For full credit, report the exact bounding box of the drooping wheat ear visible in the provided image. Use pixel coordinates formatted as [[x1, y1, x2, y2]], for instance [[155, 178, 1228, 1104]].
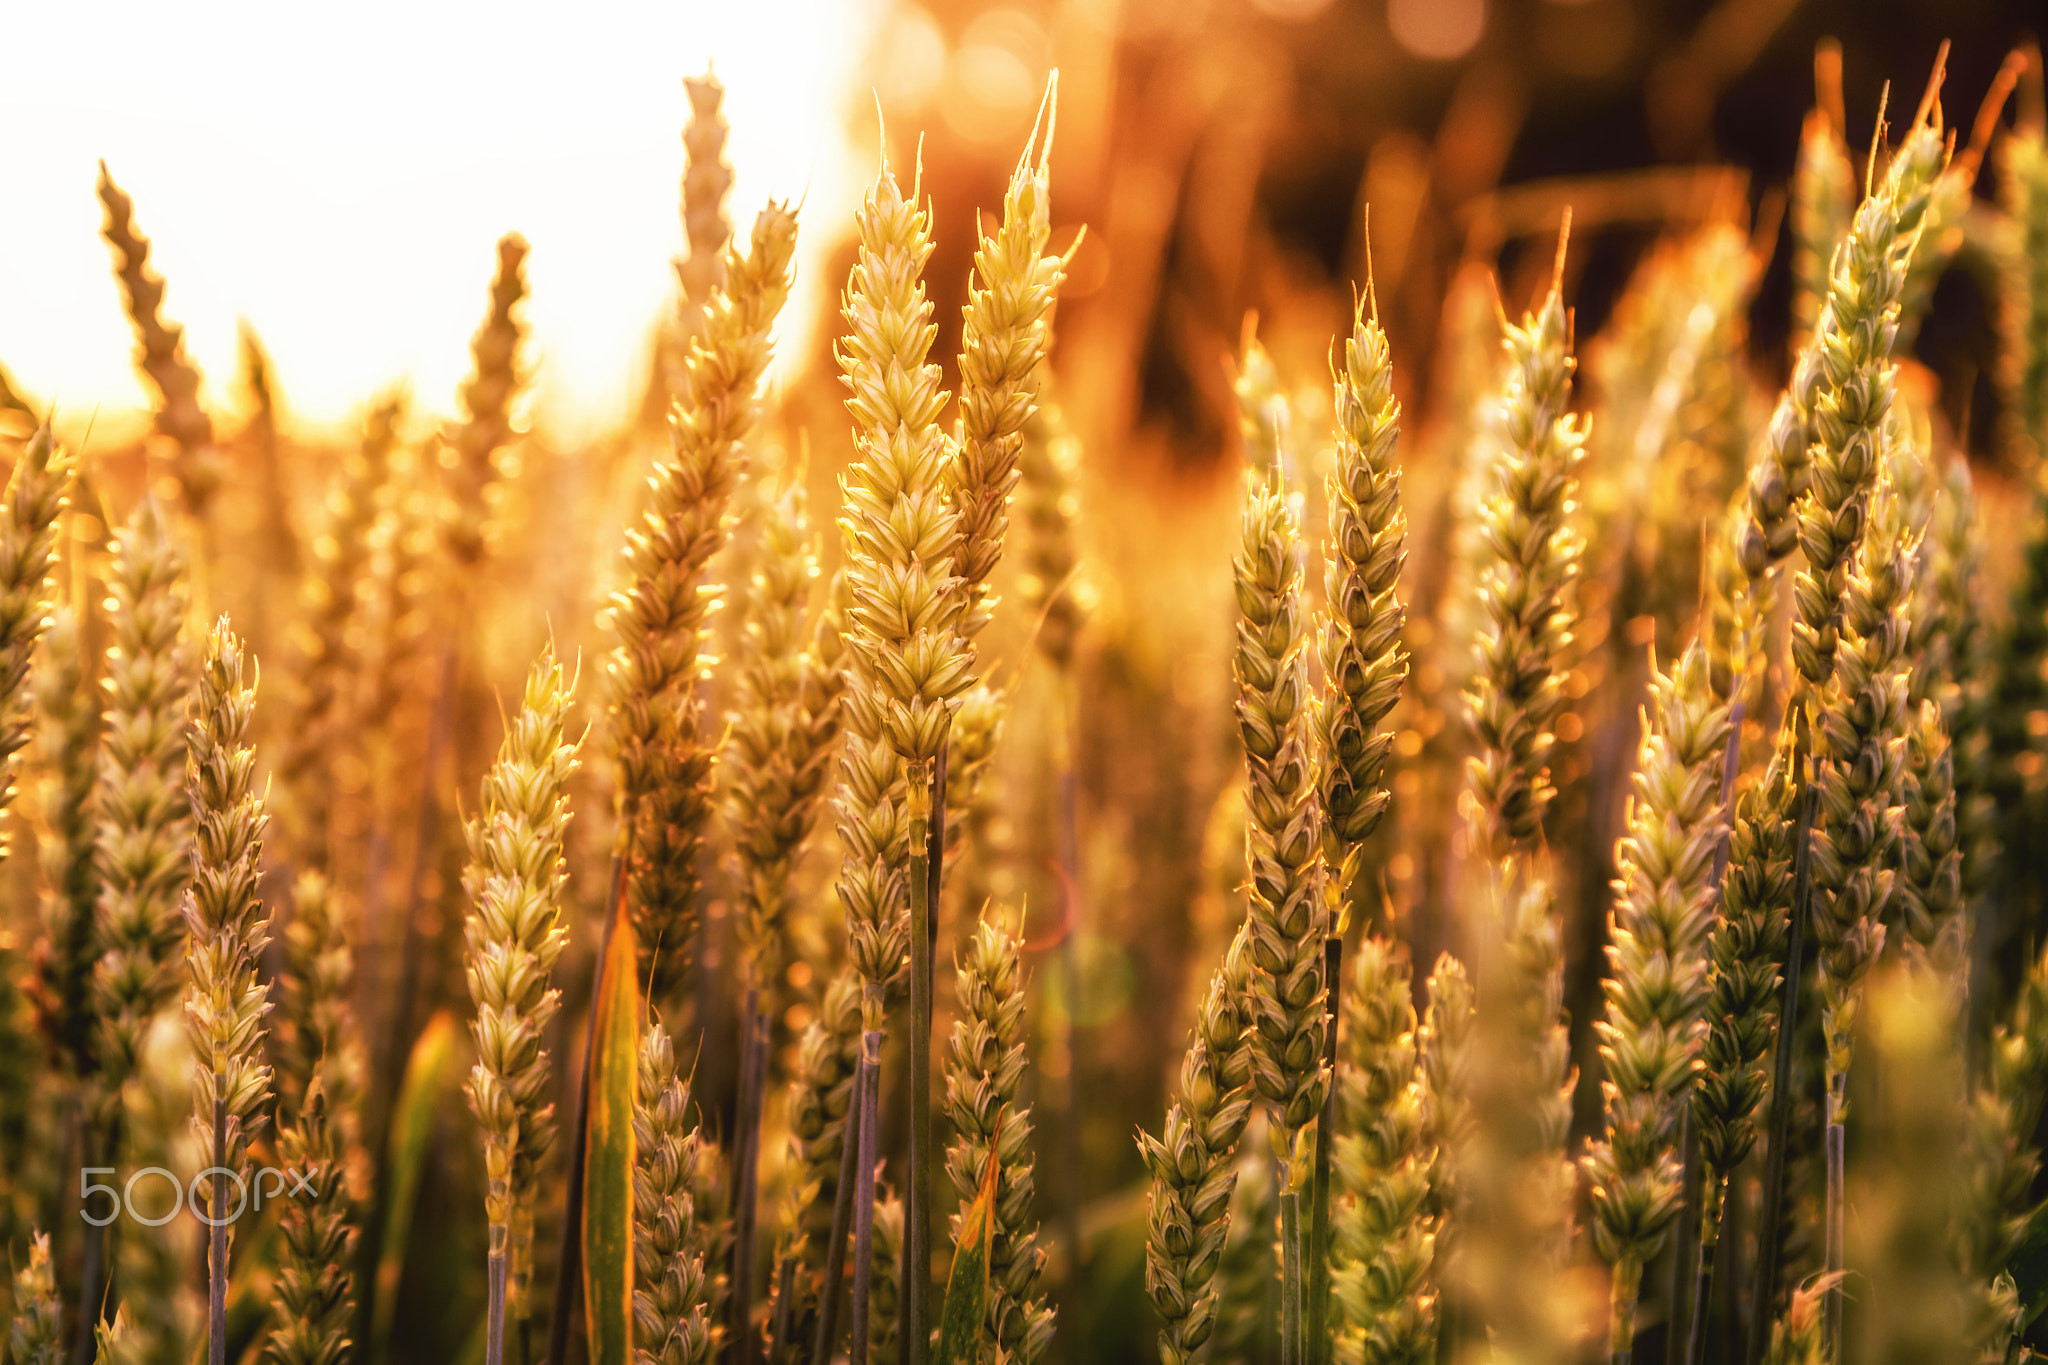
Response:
[[440, 234, 528, 570], [1583, 641, 1731, 1353], [1018, 400, 1087, 671], [1328, 938, 1437, 1365], [728, 476, 843, 993], [1810, 465, 1916, 1128], [8, 1231, 62, 1365], [1461, 870, 1578, 1365], [29, 603, 102, 1076], [1466, 260, 1587, 859], [785, 969, 862, 1305], [274, 870, 363, 1130], [93, 501, 194, 1094], [833, 159, 956, 1015], [1792, 70, 1855, 350], [1139, 926, 1255, 1365], [462, 650, 579, 1319], [1319, 296, 1409, 906], [0, 426, 74, 858], [943, 909, 1054, 1360], [1786, 109, 1949, 698], [678, 72, 735, 334], [1232, 416, 1329, 1147], [1998, 119, 2048, 467], [949, 105, 1066, 642], [280, 396, 400, 868], [867, 1188, 905, 1363], [612, 200, 798, 1005], [183, 617, 276, 1187], [96, 163, 222, 513], [1694, 750, 1793, 1238], [1896, 699, 1963, 950], [634, 1020, 721, 1365], [264, 1073, 358, 1365], [1961, 938, 2048, 1354]]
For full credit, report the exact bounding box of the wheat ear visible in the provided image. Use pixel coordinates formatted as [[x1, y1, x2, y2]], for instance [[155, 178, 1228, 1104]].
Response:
[[29, 602, 102, 1077], [0, 424, 74, 862], [8, 1231, 63, 1365], [1791, 54, 1855, 353], [1961, 939, 2048, 1357], [678, 72, 736, 338], [462, 649, 579, 1345], [440, 235, 528, 571], [634, 1020, 721, 1365], [2000, 113, 2048, 467]]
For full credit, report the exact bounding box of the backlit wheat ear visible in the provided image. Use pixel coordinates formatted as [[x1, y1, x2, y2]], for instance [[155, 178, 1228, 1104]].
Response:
[[1465, 254, 1586, 861], [678, 71, 736, 337], [634, 1020, 722, 1365], [29, 602, 102, 1078], [440, 235, 529, 571], [1999, 116, 2048, 468], [1962, 937, 2048, 1357], [1139, 927, 1255, 1365], [1417, 954, 1472, 1290], [1913, 459, 1999, 903], [949, 102, 1066, 642], [274, 870, 364, 1130], [7, 1230, 63, 1365], [1896, 699, 1962, 951], [96, 163, 223, 513], [610, 199, 798, 1004], [1792, 60, 1855, 352], [943, 909, 1053, 1360], [93, 501, 194, 1098], [1329, 939, 1438, 1365], [783, 969, 863, 1332], [1018, 400, 1088, 672], [1583, 642, 1731, 1358], [0, 424, 75, 865], [461, 650, 579, 1330]]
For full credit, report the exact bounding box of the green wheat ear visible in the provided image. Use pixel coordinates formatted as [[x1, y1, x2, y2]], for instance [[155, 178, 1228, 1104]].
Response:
[[0, 423, 75, 865], [633, 1019, 721, 1365]]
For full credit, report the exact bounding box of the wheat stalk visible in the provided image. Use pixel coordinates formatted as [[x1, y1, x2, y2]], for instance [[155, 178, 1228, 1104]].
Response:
[[0, 424, 74, 864], [634, 1020, 721, 1365], [1139, 926, 1255, 1365], [942, 908, 1053, 1360], [462, 649, 579, 1349], [1328, 938, 1437, 1365], [1583, 642, 1731, 1361], [96, 164, 223, 513]]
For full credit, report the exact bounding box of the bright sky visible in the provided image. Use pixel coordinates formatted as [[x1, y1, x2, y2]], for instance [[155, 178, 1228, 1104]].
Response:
[[0, 0, 883, 443]]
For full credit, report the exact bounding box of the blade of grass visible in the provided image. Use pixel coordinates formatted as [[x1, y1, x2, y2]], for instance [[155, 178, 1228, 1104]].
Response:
[[369, 1009, 459, 1365], [934, 1142, 998, 1365], [584, 889, 640, 1365]]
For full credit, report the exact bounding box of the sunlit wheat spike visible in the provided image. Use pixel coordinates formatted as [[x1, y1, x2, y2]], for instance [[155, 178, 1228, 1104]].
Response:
[[1792, 61, 1856, 353], [96, 162, 224, 512], [1694, 750, 1793, 1230], [1785, 106, 1949, 697], [727, 474, 843, 993], [1319, 294, 1410, 899], [1896, 699, 1963, 950], [462, 649, 579, 1320], [610, 198, 798, 1005], [832, 155, 957, 1010], [279, 395, 401, 870], [1017, 399, 1088, 672], [263, 1074, 358, 1365], [182, 617, 276, 1187], [634, 1020, 721, 1365], [7, 1230, 64, 1365], [1810, 457, 1916, 1129], [1230, 346, 1328, 1144], [274, 870, 364, 1130], [1582, 641, 1731, 1351], [1139, 926, 1255, 1365], [2001, 117, 2048, 468], [1329, 938, 1437, 1365], [949, 103, 1066, 642], [0, 425, 74, 863], [1416, 954, 1472, 1287], [783, 969, 862, 1320], [93, 500, 194, 1096], [440, 234, 529, 570], [1460, 870, 1579, 1365], [1701, 494, 1773, 710], [678, 70, 736, 329], [939, 680, 1006, 872], [1464, 255, 1586, 860], [943, 909, 1053, 1360], [29, 602, 103, 1077]]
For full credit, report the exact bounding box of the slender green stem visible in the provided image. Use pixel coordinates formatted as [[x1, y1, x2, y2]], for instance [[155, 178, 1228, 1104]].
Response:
[[1610, 1256, 1641, 1365], [1824, 1120, 1845, 1357], [1280, 1188, 1303, 1365], [850, 1027, 883, 1365], [487, 1253, 508, 1365], [812, 1041, 868, 1365], [1687, 1175, 1726, 1365]]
